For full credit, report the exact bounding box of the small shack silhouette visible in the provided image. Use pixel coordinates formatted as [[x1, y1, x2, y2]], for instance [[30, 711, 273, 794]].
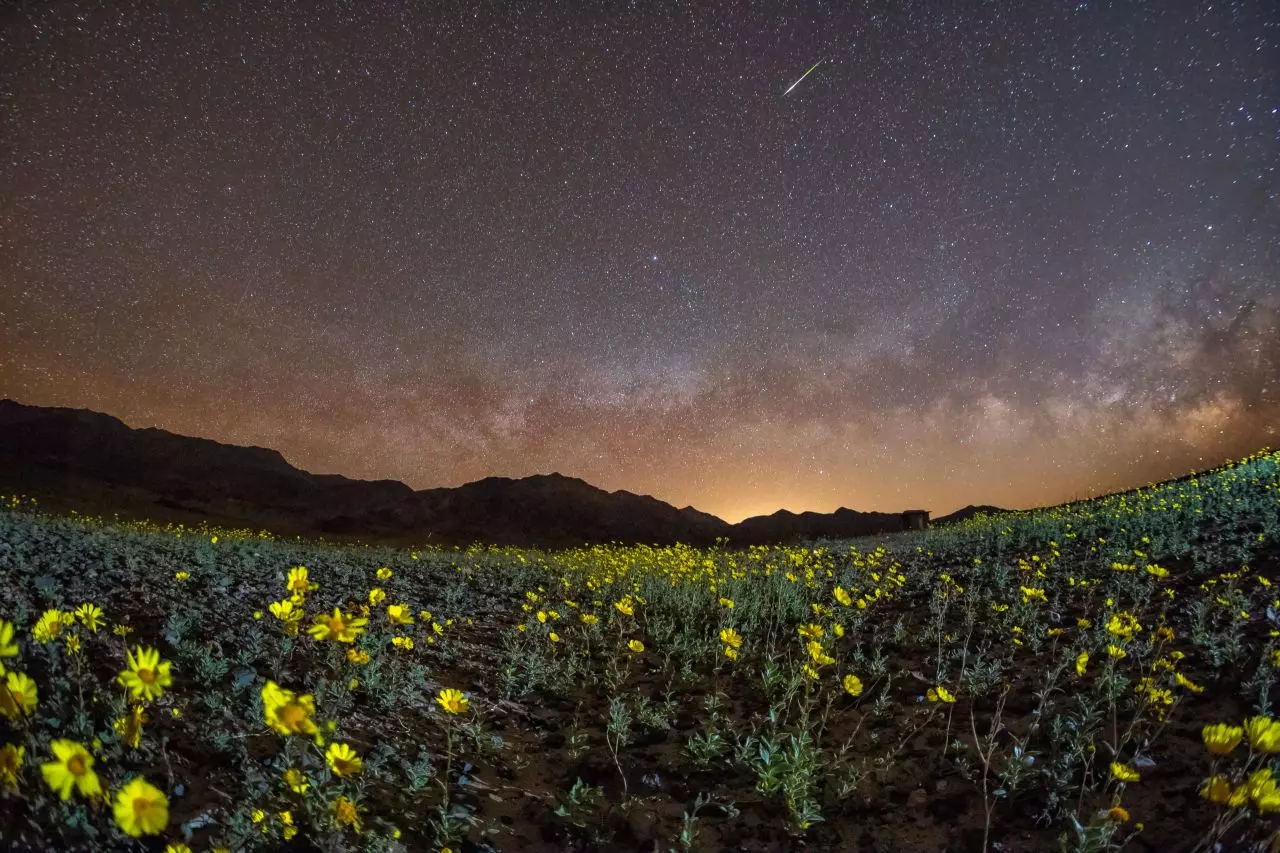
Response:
[[901, 509, 929, 531]]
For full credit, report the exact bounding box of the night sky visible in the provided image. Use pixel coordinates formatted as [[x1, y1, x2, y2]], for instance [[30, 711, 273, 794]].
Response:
[[2, 2, 1277, 523]]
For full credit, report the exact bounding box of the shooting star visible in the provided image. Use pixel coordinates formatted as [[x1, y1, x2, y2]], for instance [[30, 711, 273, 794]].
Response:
[[783, 59, 825, 95]]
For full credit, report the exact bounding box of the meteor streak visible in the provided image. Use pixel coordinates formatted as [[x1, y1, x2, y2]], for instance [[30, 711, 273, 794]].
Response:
[[783, 59, 825, 95]]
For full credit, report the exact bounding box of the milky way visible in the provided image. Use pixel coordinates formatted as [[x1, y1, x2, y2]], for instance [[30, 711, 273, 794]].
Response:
[[2, 1, 1277, 522]]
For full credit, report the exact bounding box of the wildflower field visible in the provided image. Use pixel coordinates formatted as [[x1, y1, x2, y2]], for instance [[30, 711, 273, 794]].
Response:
[[2, 451, 1280, 852]]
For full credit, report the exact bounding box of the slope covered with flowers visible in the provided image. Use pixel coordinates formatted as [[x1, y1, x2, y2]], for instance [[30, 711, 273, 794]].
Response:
[[1, 450, 1279, 851]]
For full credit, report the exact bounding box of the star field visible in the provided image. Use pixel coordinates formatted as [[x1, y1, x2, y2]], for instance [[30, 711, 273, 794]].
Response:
[[1, 1, 1277, 522]]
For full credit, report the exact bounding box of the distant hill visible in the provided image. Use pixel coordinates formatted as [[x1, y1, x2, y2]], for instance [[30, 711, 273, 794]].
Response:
[[732, 507, 907, 543], [0, 399, 925, 547], [932, 504, 1013, 526]]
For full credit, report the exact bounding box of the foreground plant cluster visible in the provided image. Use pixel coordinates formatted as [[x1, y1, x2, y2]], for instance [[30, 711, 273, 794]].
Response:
[[2, 451, 1280, 852]]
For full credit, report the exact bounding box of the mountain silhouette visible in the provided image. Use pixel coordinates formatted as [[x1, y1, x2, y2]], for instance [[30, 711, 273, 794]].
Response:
[[0, 399, 968, 547]]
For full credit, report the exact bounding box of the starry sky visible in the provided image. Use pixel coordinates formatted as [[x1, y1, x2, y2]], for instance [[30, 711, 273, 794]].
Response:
[[1, 1, 1277, 523]]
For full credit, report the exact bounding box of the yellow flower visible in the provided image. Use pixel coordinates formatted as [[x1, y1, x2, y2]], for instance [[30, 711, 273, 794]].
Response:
[[392, 636, 414, 650], [1174, 672, 1203, 693], [0, 743, 23, 793], [805, 640, 835, 666], [1110, 762, 1140, 783], [834, 587, 852, 606], [377, 567, 393, 580], [368, 587, 386, 605], [326, 742, 363, 777], [1106, 612, 1142, 640], [1200, 774, 1242, 805], [1202, 723, 1243, 755], [41, 740, 102, 801], [536, 610, 548, 623], [719, 628, 743, 649], [719, 596, 735, 608], [1254, 777, 1280, 813], [436, 687, 469, 715], [287, 566, 315, 594], [0, 671, 37, 720], [387, 603, 414, 625], [74, 604, 105, 633], [114, 704, 147, 749], [580, 613, 598, 625], [0, 619, 16, 658], [308, 607, 367, 643], [1106, 805, 1130, 823], [262, 681, 319, 736], [166, 844, 192, 853], [333, 795, 361, 831], [284, 767, 309, 793], [797, 623, 824, 639], [63, 633, 81, 654], [269, 598, 302, 620], [118, 645, 173, 703], [548, 632, 560, 643], [1020, 586, 1047, 603], [842, 674, 864, 697], [1075, 652, 1089, 676], [113, 776, 169, 836], [1243, 716, 1280, 752], [615, 600, 634, 617], [32, 609, 64, 643], [1107, 644, 1127, 659], [723, 646, 738, 660], [1245, 768, 1279, 811], [269, 600, 303, 636], [927, 685, 956, 704], [1077, 617, 1092, 628], [628, 639, 645, 653], [174, 571, 190, 582], [346, 647, 370, 664]]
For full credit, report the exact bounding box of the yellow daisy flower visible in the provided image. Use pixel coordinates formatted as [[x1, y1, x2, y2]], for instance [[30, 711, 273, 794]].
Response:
[[387, 604, 414, 625], [117, 645, 172, 703], [1110, 762, 1140, 783], [326, 742, 363, 777], [308, 608, 367, 643], [0, 671, 37, 720], [0, 620, 17, 658], [261, 681, 319, 737], [41, 740, 102, 801], [436, 687, 469, 715], [0, 743, 23, 793], [284, 767, 309, 793], [332, 795, 361, 831], [112, 776, 169, 836]]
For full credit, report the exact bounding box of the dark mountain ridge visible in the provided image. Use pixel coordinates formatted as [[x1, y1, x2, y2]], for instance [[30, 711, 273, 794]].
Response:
[[0, 399, 955, 547]]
